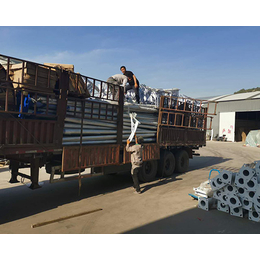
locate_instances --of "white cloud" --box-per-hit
[26,48,138,81]
[32,47,136,64]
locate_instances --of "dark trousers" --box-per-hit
[131,167,141,192]
[125,85,140,103]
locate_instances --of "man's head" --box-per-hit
[120,66,126,74]
[135,135,144,145]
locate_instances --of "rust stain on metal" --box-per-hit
[0,118,56,147]
[158,127,206,146]
[62,144,120,172]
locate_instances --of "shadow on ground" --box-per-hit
[0,167,9,173]
[0,155,232,226]
[189,156,235,171]
[141,175,182,193]
[0,171,179,225]
[123,206,260,234]
[0,172,127,225]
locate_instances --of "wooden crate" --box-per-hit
[10,62,58,89]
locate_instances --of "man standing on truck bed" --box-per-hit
[126,135,144,194]
[120,66,140,104]
[106,74,128,98]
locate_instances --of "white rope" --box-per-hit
[128,112,140,142]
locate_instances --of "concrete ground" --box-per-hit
[1,141,260,234]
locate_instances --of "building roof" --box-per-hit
[208,91,260,102]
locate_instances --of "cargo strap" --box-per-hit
[128,112,140,142]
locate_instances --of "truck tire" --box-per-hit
[175,149,189,173]
[158,150,175,177]
[138,160,158,182]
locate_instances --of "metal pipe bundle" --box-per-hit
[63,100,158,145]
[36,96,159,145]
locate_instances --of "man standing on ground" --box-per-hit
[126,135,144,194]
[120,66,140,104]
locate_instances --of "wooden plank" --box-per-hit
[34,121,39,144]
[10,63,57,76]
[0,119,3,144]
[5,120,10,144]
[62,145,120,172]
[13,120,17,144]
[11,70,57,89]
[27,121,32,143]
[32,209,102,228]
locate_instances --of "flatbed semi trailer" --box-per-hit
[0,54,217,189]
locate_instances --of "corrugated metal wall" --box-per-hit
[207,99,260,139]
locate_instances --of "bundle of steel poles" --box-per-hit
[37,97,158,146]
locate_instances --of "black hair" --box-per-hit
[120,66,126,70]
[137,136,144,145]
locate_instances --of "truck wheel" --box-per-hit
[138,160,158,182]
[158,150,175,177]
[175,149,189,173]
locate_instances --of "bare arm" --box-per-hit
[133,74,138,87]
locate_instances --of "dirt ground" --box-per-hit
[1,141,260,234]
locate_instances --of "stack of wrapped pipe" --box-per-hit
[123,102,158,143]
[196,161,260,222]
[36,97,158,146]
[87,81,180,107]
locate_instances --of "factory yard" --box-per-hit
[1,141,260,234]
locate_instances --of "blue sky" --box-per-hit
[1,26,260,98]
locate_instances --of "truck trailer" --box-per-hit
[0,54,217,189]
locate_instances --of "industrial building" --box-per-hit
[206,91,260,142]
